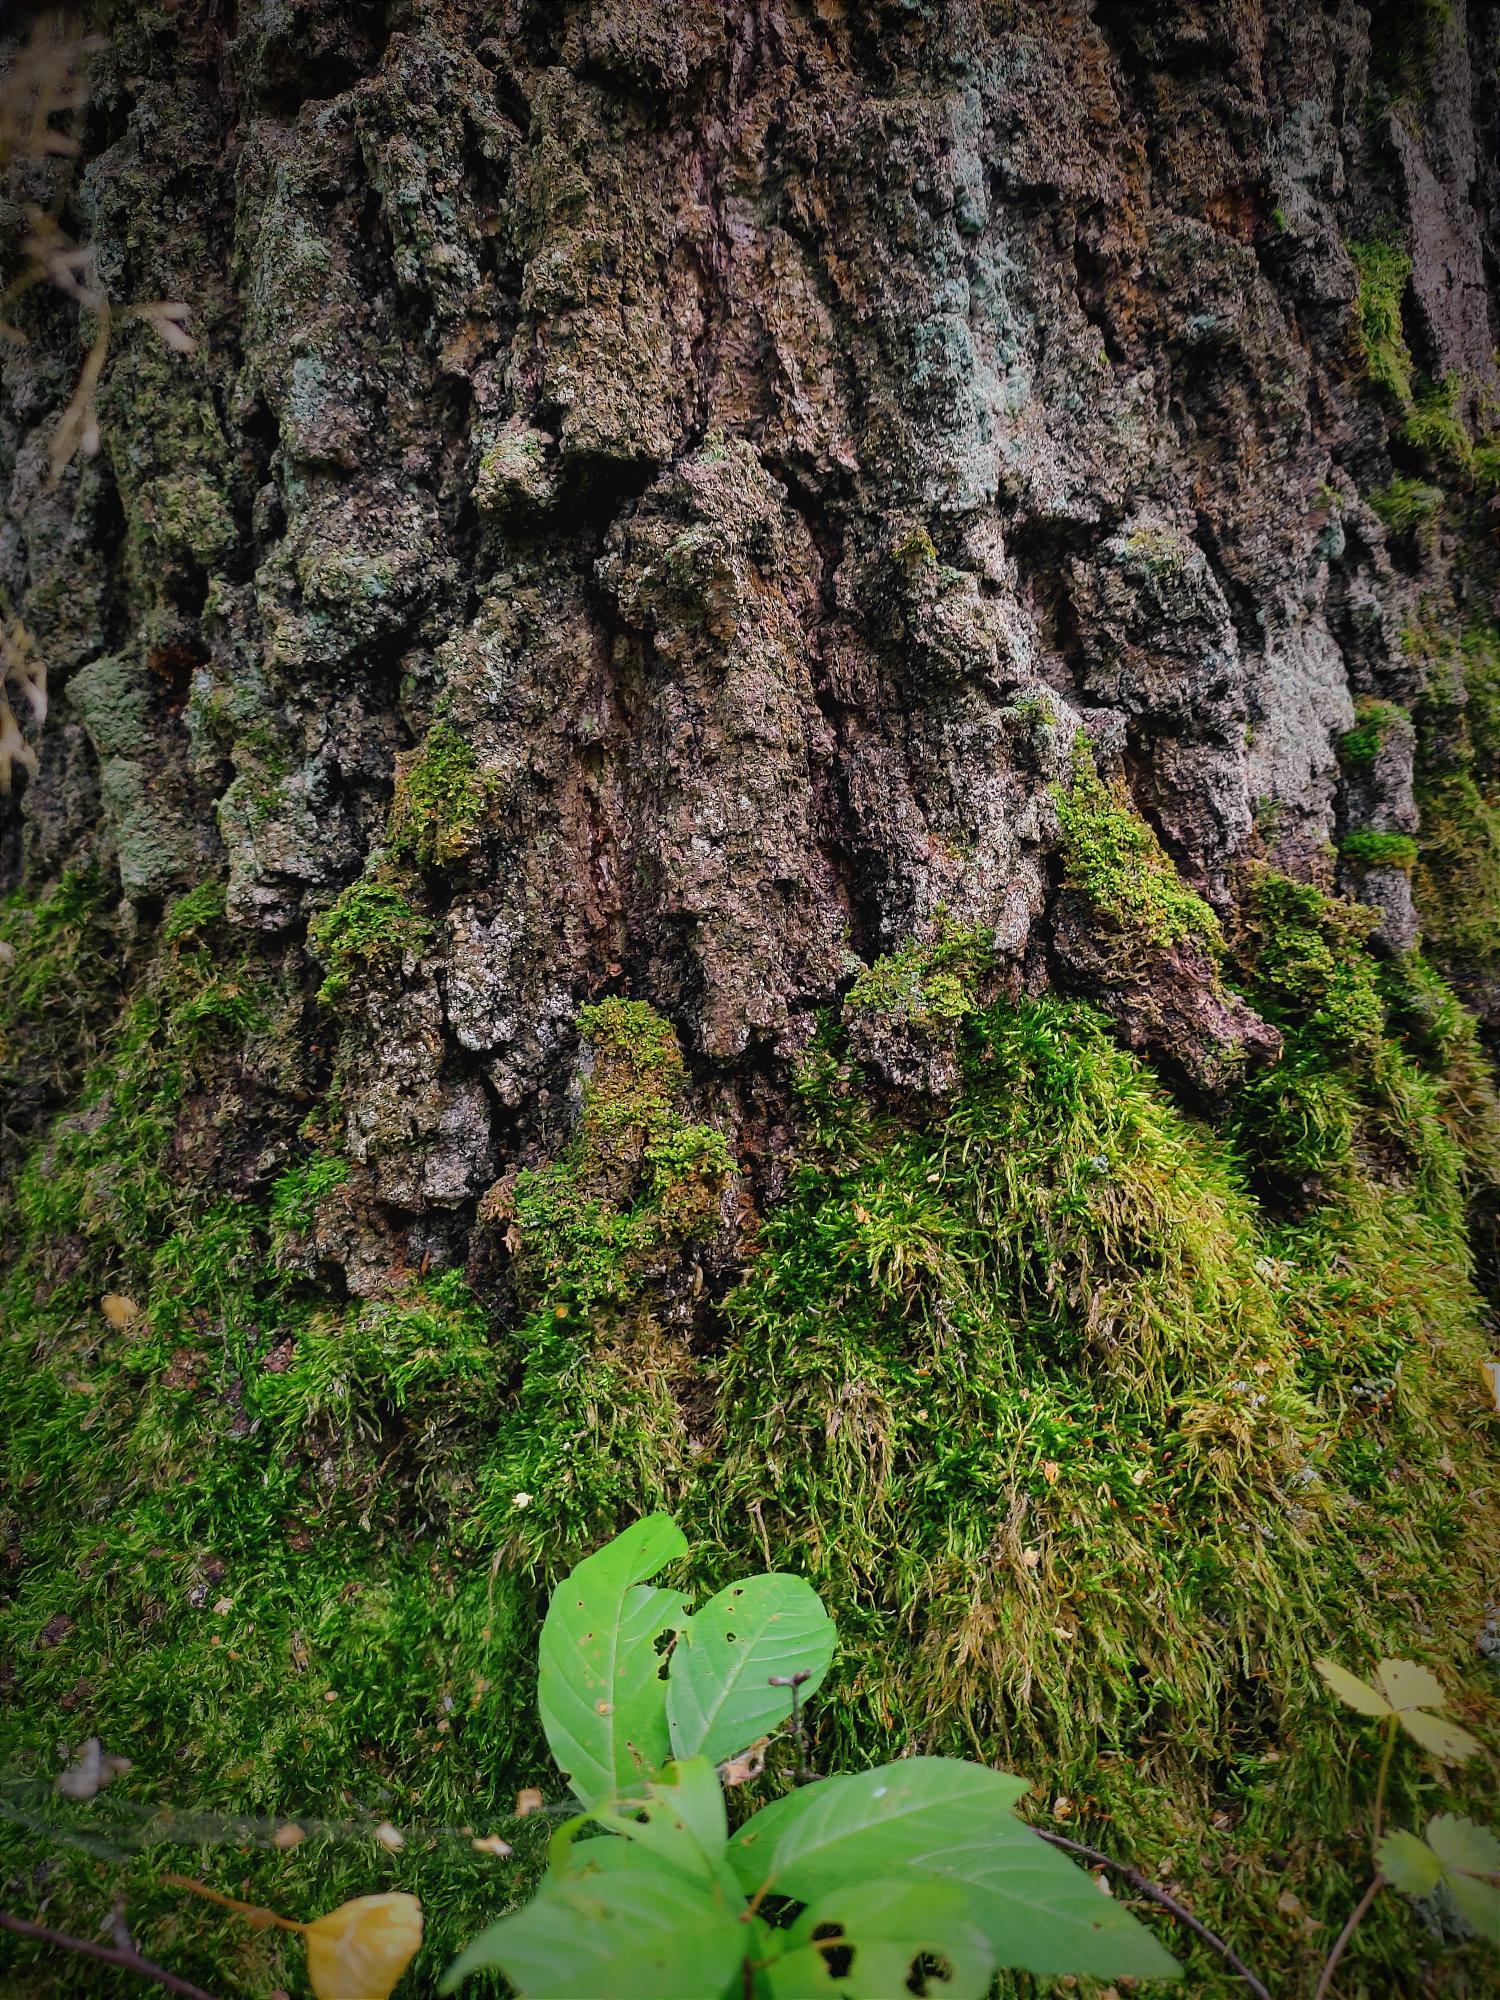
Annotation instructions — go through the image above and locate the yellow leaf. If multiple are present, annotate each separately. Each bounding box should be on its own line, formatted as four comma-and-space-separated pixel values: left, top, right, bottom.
470, 1834, 512, 1857
1373, 1659, 1447, 1713
101, 1293, 140, 1328
272, 1824, 306, 1850
1398, 1709, 1482, 1762
1481, 1358, 1500, 1414
304, 1894, 422, 2000
514, 1787, 543, 1817
372, 1821, 404, 1851
1314, 1658, 1390, 1717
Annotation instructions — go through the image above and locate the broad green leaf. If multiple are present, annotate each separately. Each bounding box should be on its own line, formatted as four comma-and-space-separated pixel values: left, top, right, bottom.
1376, 1830, 1443, 1896
1373, 1660, 1448, 1713
438, 1860, 745, 1998
1447, 1870, 1500, 1949
766, 1877, 992, 1999
1397, 1708, 1482, 1762
728, 1759, 1178, 1980
668, 1573, 836, 1764
1314, 1659, 1390, 1717
537, 1514, 690, 1806
1426, 1814, 1500, 1880
591, 1758, 738, 1899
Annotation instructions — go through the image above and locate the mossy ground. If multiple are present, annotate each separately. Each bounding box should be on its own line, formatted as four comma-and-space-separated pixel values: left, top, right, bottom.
1, 867, 1498, 1998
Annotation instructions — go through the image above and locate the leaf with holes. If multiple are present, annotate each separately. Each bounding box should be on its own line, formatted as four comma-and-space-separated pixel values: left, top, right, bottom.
763, 1877, 993, 1999
668, 1572, 835, 1765
438, 1858, 745, 1998
728, 1759, 1178, 1980
537, 1514, 690, 1808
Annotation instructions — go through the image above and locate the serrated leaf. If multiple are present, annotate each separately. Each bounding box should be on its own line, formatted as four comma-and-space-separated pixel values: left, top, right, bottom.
1372, 1660, 1448, 1713
1446, 1869, 1500, 1949
537, 1514, 690, 1807
1314, 1659, 1391, 1717
765, 1877, 993, 1999
1426, 1814, 1500, 1880
1375, 1830, 1443, 1896
728, 1759, 1178, 1980
668, 1573, 836, 1765
438, 1860, 745, 1997
1396, 1708, 1482, 1762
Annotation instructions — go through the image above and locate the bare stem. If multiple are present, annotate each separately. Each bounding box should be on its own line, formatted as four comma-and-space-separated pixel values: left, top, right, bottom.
1034, 1830, 1271, 2000
1371, 1714, 1398, 1848
1313, 1873, 1383, 2000
768, 1669, 815, 1785
0, 1908, 220, 2000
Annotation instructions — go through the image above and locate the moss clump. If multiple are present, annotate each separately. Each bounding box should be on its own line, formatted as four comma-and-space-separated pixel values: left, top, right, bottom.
1055, 744, 1222, 957
1367, 0, 1453, 113
1340, 829, 1419, 871
1349, 239, 1414, 405
1410, 621, 1500, 985
845, 919, 992, 1029
387, 720, 490, 870
269, 1152, 348, 1245
1404, 373, 1472, 468
159, 880, 228, 944
1369, 474, 1443, 532
308, 874, 429, 1004
0, 869, 120, 1129
1338, 697, 1408, 768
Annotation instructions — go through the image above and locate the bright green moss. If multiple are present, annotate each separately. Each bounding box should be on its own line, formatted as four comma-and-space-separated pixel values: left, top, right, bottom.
387, 719, 490, 869
1054, 743, 1222, 957
269, 1153, 349, 1243
160, 880, 228, 944
307, 874, 429, 1004
1369, 474, 1443, 532
1339, 829, 1419, 870
844, 917, 992, 1026
1412, 620, 1500, 981
1349, 239, 1414, 404
1338, 697, 1408, 768
1403, 373, 1472, 466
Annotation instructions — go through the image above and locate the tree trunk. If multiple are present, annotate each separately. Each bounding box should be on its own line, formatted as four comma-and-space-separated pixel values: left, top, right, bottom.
3, 3, 1498, 1994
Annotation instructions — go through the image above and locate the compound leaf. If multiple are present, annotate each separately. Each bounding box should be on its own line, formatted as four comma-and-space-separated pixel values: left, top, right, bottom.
537, 1514, 690, 1808
1376, 1831, 1443, 1897
1447, 1870, 1500, 1949
1425, 1814, 1500, 1881
668, 1573, 835, 1765
590, 1758, 737, 1899
1372, 1660, 1448, 1713
1314, 1659, 1390, 1718
1397, 1708, 1482, 1762
765, 1877, 992, 1999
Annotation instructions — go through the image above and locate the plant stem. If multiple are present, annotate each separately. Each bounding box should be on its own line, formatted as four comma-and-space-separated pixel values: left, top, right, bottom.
0, 1908, 220, 2000
1371, 1713, 1398, 1847
1034, 1830, 1270, 2000
1313, 1874, 1383, 2000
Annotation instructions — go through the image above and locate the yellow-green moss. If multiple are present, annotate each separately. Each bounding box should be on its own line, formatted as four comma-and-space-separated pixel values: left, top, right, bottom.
387, 720, 490, 870
1340, 829, 1419, 871
1349, 239, 1414, 405
1338, 697, 1408, 769
307, 873, 430, 1004
1054, 744, 1222, 957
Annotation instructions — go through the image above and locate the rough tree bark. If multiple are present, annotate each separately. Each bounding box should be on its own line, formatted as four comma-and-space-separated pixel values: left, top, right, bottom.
2, 2, 1498, 1994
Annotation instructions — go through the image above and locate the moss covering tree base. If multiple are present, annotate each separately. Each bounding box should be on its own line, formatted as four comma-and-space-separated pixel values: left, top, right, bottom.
2, 876, 1498, 1998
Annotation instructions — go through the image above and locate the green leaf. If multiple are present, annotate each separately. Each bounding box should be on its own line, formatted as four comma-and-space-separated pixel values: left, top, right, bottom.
537, 1514, 690, 1807
1376, 1830, 1443, 1896
1314, 1659, 1391, 1717
1396, 1708, 1482, 1762
438, 1859, 746, 1998
1372, 1660, 1448, 1713
765, 1877, 993, 1999
1446, 1870, 1500, 1949
728, 1759, 1178, 1980
1426, 1814, 1500, 1880
668, 1573, 836, 1765
591, 1758, 739, 1899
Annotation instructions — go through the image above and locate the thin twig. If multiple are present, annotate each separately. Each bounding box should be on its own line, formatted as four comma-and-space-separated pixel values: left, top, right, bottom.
768, 1670, 816, 1785
0, 1908, 220, 2000
1034, 1829, 1272, 2000
1313, 1874, 1383, 2000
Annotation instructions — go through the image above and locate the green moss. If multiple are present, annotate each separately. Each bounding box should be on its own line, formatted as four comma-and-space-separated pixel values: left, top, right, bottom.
160, 881, 228, 944
1412, 620, 1500, 982
1338, 698, 1408, 768
1369, 474, 1443, 532
844, 918, 992, 1028
1367, 0, 1453, 112
1349, 239, 1414, 405
1339, 829, 1419, 871
269, 1153, 348, 1245
387, 720, 490, 870
1403, 373, 1472, 467
307, 874, 430, 1004
1054, 743, 1222, 957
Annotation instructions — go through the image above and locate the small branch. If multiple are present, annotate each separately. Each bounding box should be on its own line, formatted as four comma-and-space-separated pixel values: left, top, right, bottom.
768, 1670, 816, 1785
1034, 1830, 1271, 2000
1371, 1714, 1398, 1848
1313, 1874, 1383, 2000
0, 1909, 220, 2000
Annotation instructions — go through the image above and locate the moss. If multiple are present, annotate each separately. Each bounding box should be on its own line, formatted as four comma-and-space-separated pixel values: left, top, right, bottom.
1349, 239, 1414, 405
1403, 373, 1472, 468
307, 874, 430, 1005
1339, 829, 1419, 871
1338, 697, 1408, 769
160, 881, 228, 944
844, 917, 992, 1028
1411, 621, 1500, 983
1367, 0, 1453, 112
1369, 474, 1443, 533
890, 526, 938, 571
1054, 742, 1222, 958
269, 1153, 348, 1245
387, 720, 490, 870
